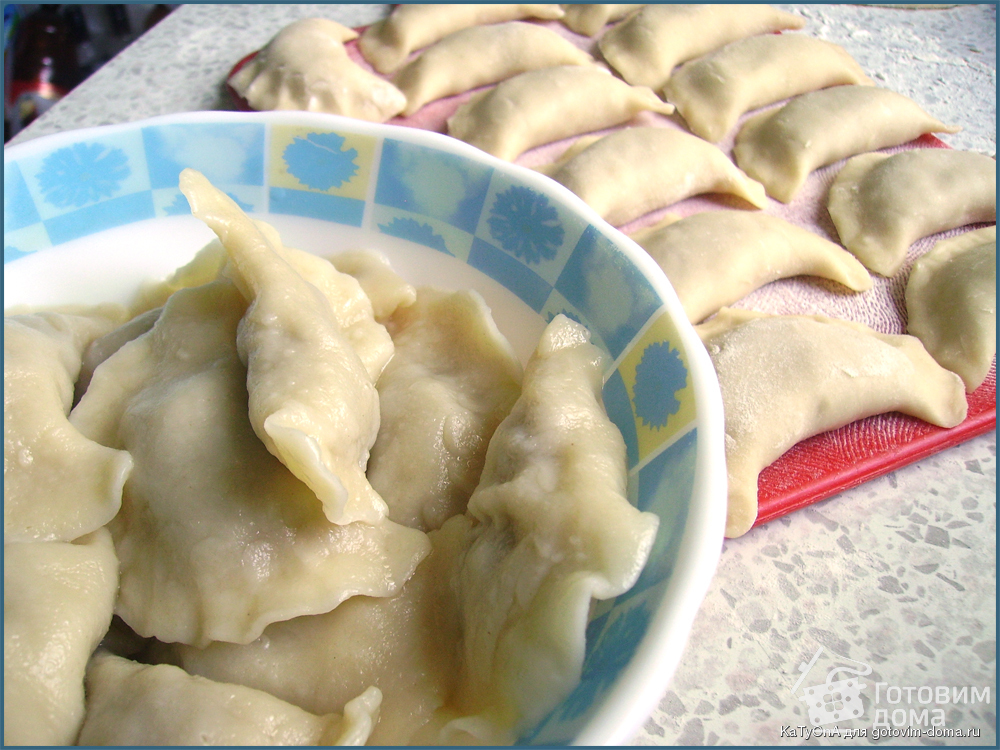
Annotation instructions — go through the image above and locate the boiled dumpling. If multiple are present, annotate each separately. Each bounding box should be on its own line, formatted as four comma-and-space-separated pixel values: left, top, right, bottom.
631, 210, 872, 323
905, 227, 996, 392
228, 18, 406, 122
698, 308, 968, 537
827, 148, 997, 276
330, 250, 418, 323
79, 652, 382, 746
4, 308, 132, 543
560, 3, 645, 36
367, 287, 523, 531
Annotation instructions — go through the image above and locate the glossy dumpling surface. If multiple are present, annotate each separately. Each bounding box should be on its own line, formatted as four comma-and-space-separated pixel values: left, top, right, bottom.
734, 86, 960, 203
632, 210, 872, 323
698, 309, 968, 537
827, 148, 997, 276
447, 65, 674, 162
4, 309, 132, 543
329, 250, 418, 323
906, 226, 997, 392
229, 18, 406, 122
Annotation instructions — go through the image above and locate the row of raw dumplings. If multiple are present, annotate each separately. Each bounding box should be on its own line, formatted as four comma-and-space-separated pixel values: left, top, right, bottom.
3, 170, 659, 745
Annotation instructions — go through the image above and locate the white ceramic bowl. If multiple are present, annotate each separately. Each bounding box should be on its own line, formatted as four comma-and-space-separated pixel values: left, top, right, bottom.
3, 111, 726, 745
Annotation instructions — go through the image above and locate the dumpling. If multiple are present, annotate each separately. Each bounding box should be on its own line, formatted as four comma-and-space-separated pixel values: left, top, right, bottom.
447, 65, 674, 162
131, 238, 227, 315
560, 3, 645, 36
443, 315, 659, 741
663, 33, 872, 143
180, 169, 388, 526
4, 308, 132, 543
733, 86, 960, 203
329, 250, 418, 323
228, 17, 406, 122
698, 308, 968, 537
79, 652, 381, 746
543, 126, 767, 225
4, 529, 118, 745
598, 4, 805, 90
359, 4, 566, 74
367, 287, 523, 531
393, 22, 593, 116
631, 210, 873, 323
827, 149, 997, 276
69, 279, 430, 647
905, 227, 996, 392
76, 307, 162, 400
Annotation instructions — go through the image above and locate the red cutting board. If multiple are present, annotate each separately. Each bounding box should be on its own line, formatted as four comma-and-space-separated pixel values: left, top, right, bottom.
227, 20, 997, 530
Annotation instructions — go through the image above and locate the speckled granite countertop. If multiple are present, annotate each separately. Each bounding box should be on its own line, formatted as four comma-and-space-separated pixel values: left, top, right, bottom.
8, 3, 995, 746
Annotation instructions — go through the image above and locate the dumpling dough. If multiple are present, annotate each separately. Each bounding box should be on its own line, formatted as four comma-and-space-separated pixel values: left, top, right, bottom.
543, 126, 766, 225
393, 22, 594, 116
228, 18, 406, 122
905, 227, 997, 392
359, 4, 566, 74
70, 280, 429, 647
827, 148, 997, 276
4, 529, 118, 746
598, 4, 805, 90
734, 86, 961, 203
698, 308, 969, 537
367, 287, 523, 531
330, 249, 418, 323
79, 652, 381, 746
560, 3, 645, 36
443, 315, 660, 740
631, 210, 872, 323
181, 169, 388, 526
447, 65, 674, 162
664, 33, 872, 143
4, 308, 132, 543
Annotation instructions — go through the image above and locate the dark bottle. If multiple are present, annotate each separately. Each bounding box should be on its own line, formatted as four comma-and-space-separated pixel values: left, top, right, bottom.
7, 5, 79, 136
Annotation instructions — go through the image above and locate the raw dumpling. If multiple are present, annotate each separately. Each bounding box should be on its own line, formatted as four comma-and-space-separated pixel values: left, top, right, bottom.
79, 652, 381, 746
560, 3, 645, 36
330, 250, 418, 323
444, 315, 660, 740
447, 65, 674, 162
827, 149, 997, 276
905, 227, 997, 392
663, 33, 872, 143
734, 86, 960, 203
4, 529, 118, 745
359, 4, 566, 74
367, 287, 523, 531
598, 4, 805, 90
631, 210, 872, 323
228, 18, 406, 122
698, 308, 968, 537
393, 22, 594, 116
543, 126, 767, 225
4, 308, 132, 543
70, 280, 429, 647
181, 169, 388, 526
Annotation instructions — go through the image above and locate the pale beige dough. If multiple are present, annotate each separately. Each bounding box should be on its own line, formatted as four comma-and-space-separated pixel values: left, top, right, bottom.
827, 148, 996, 276
664, 33, 872, 143
734, 86, 960, 203
598, 4, 805, 90
698, 309, 968, 537
631, 210, 872, 323
447, 65, 674, 162
905, 227, 997, 392
330, 249, 418, 323
228, 18, 406, 122
542, 126, 766, 225
359, 4, 566, 74
559, 3, 645, 36
393, 21, 593, 116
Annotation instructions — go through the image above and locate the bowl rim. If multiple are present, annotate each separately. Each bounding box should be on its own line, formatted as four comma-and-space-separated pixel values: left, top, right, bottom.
4, 109, 727, 745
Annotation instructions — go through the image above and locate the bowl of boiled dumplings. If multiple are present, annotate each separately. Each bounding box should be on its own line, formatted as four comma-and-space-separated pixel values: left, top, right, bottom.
3, 111, 726, 746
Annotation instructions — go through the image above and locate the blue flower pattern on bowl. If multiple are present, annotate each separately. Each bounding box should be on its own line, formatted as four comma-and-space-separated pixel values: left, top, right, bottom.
283, 132, 358, 191
37, 142, 129, 208
379, 217, 451, 255
487, 185, 564, 264
634, 341, 687, 430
